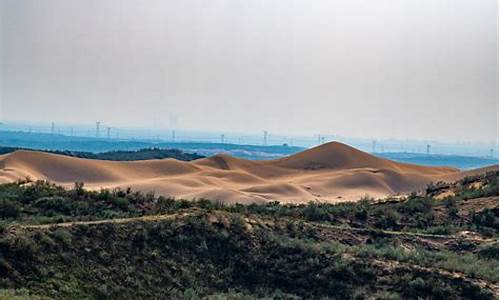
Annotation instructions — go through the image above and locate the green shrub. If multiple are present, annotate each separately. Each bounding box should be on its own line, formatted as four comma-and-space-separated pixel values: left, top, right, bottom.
73, 182, 85, 197
478, 243, 499, 260
111, 197, 129, 211
33, 197, 71, 215
0, 200, 20, 219
7, 235, 38, 258
373, 209, 400, 230
399, 196, 432, 215
51, 228, 72, 245
302, 202, 329, 221
472, 209, 498, 229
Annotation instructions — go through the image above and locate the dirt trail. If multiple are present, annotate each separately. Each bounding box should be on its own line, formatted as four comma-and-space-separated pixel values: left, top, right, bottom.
13, 212, 194, 230
11, 211, 494, 245
307, 222, 497, 243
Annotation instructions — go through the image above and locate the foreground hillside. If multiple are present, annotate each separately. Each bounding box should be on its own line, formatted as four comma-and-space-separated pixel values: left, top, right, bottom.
0, 142, 479, 203
0, 170, 498, 299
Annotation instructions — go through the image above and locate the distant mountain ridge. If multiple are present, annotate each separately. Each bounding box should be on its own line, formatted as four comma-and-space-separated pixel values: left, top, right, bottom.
0, 130, 302, 160
377, 152, 498, 170
0, 146, 204, 161
0, 130, 496, 168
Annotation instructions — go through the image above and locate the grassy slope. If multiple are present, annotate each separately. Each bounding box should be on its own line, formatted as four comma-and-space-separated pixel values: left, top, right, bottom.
0, 171, 498, 299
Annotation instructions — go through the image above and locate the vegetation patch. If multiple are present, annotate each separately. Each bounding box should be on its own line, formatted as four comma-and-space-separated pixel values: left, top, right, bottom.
0, 171, 497, 299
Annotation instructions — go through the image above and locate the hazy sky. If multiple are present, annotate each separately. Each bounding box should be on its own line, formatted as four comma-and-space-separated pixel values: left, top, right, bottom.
0, 0, 498, 141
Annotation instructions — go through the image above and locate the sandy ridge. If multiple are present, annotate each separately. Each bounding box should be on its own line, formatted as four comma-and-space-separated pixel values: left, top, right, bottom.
0, 142, 492, 204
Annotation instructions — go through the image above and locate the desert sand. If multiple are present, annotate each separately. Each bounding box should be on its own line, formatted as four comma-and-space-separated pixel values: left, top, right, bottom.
0, 142, 493, 204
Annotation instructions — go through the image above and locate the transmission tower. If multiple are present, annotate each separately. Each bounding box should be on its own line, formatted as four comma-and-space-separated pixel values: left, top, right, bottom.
95, 121, 101, 138
426, 144, 431, 155
263, 131, 268, 146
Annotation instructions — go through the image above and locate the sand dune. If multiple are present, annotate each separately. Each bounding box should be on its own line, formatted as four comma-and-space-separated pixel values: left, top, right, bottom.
0, 142, 493, 204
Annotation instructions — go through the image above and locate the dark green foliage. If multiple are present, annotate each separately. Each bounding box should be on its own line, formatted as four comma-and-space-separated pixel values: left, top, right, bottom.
400, 196, 432, 214
478, 243, 499, 260
0, 180, 160, 224
472, 209, 498, 228
471, 208, 499, 236
444, 197, 459, 219
0, 199, 20, 219
302, 202, 329, 221
51, 228, 72, 246
373, 208, 400, 230
61, 148, 205, 161
0, 146, 204, 162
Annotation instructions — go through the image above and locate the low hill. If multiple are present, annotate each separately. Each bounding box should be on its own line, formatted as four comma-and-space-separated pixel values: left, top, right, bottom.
0, 142, 492, 203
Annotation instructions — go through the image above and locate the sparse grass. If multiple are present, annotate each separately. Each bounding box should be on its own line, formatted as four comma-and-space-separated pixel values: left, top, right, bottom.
353, 243, 498, 282
0, 289, 52, 300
